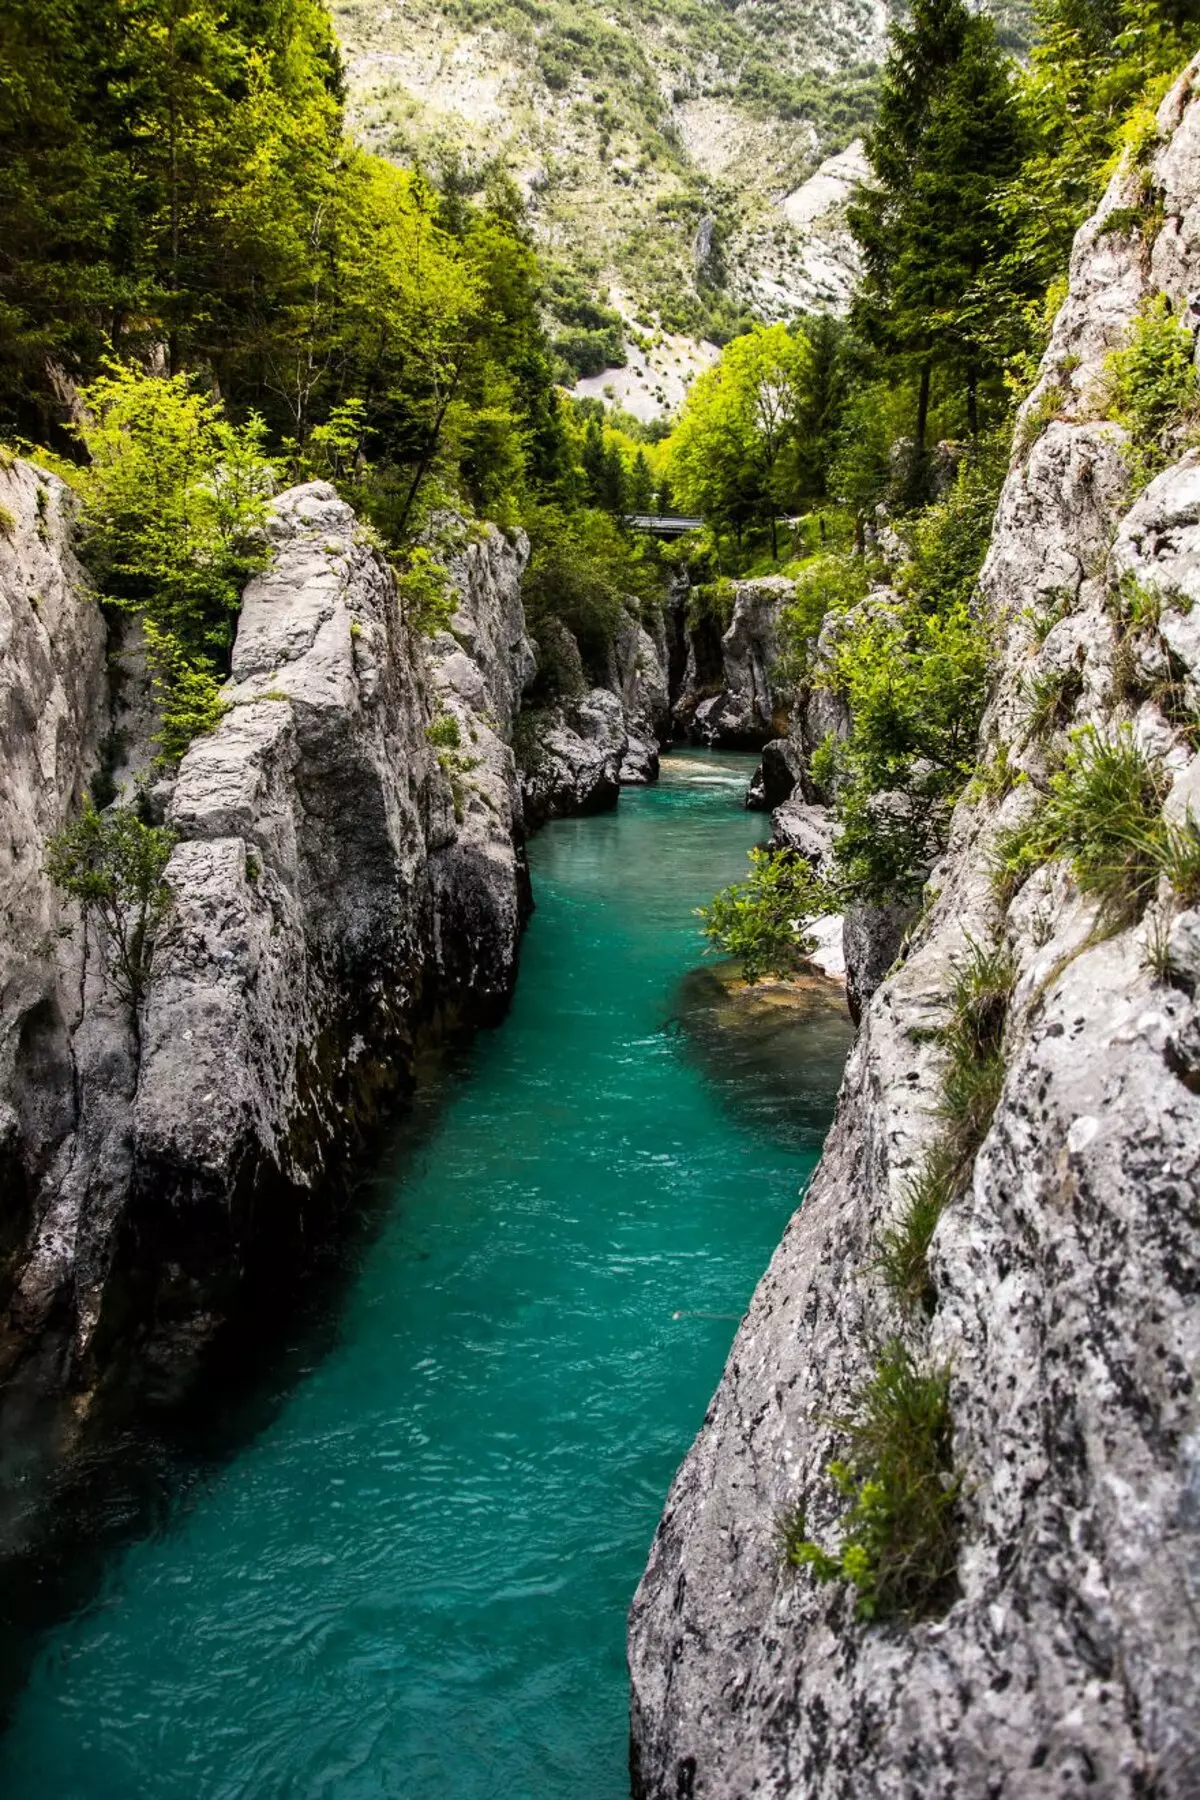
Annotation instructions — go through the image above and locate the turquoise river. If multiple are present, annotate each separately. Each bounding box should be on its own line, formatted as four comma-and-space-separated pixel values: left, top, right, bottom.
0, 750, 852, 1800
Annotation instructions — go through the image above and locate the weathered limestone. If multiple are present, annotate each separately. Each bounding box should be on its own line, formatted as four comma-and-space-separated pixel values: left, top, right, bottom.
629, 60, 1200, 1798
675, 577, 793, 747
518, 600, 673, 824
1, 481, 535, 1380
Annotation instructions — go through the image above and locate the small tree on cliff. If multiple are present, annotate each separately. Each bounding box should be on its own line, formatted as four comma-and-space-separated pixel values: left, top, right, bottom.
849, 0, 1024, 478
47, 801, 177, 1037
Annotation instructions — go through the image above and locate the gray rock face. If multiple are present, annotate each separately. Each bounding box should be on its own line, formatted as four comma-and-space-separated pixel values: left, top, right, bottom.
0, 461, 117, 1364
2, 480, 535, 1377
676, 577, 793, 747
612, 605, 670, 784
748, 737, 806, 812
517, 599, 672, 822
520, 686, 628, 828
629, 61, 1200, 1799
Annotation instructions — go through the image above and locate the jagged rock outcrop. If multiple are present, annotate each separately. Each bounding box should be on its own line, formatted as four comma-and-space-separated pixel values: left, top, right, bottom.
629, 61, 1200, 1799
518, 599, 672, 824
675, 577, 793, 747
519, 686, 628, 828
612, 604, 671, 784
1, 479, 534, 1382
0, 463, 109, 1331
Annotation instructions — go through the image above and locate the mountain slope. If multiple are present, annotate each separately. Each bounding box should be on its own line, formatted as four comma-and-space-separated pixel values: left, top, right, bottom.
335, 0, 1029, 397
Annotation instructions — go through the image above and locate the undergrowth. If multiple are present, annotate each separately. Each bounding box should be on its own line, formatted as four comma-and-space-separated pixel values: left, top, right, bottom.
781, 1339, 960, 1623
990, 725, 1173, 921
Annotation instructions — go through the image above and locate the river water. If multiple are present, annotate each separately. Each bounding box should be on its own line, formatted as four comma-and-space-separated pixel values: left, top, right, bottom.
0, 750, 852, 1800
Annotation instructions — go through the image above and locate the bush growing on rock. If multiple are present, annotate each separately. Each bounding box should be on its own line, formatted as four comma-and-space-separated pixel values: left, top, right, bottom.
46, 801, 176, 1032
781, 1338, 960, 1622
697, 847, 835, 983
1103, 293, 1200, 486
69, 365, 274, 763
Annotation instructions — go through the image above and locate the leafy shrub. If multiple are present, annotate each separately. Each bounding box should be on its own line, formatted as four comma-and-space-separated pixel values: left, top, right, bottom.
697, 847, 835, 982
522, 504, 653, 683
777, 552, 872, 686
809, 730, 850, 803
395, 546, 457, 636
782, 1339, 959, 1622
1104, 294, 1200, 487
46, 801, 176, 1029
425, 709, 462, 749
815, 444, 1002, 904
70, 365, 274, 763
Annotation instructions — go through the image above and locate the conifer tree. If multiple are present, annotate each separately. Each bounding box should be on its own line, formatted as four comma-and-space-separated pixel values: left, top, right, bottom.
849, 0, 1024, 470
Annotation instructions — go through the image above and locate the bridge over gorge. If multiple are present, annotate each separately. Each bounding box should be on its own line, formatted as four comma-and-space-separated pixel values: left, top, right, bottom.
624, 513, 703, 537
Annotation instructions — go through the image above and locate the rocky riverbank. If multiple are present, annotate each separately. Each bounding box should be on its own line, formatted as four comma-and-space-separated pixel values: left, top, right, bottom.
628, 59, 1200, 1799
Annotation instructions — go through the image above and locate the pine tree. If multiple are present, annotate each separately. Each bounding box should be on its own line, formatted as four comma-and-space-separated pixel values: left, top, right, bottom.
849, 0, 1024, 469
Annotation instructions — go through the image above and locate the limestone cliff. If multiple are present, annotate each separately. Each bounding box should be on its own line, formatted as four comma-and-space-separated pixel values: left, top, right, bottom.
629, 62, 1200, 1799
1, 480, 534, 1384
674, 577, 794, 748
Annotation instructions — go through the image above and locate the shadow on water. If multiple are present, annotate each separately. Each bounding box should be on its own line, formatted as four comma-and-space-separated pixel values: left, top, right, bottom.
0, 1036, 477, 1727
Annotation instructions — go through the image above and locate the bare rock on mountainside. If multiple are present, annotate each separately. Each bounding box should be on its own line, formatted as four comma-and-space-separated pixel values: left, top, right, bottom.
629, 58, 1200, 1799
675, 576, 794, 747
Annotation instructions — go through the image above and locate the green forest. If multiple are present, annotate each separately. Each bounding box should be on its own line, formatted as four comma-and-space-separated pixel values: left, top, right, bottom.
1, 0, 1196, 826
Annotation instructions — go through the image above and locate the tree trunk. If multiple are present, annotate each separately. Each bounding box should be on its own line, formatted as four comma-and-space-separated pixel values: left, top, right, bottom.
916, 362, 931, 454
770, 512, 778, 562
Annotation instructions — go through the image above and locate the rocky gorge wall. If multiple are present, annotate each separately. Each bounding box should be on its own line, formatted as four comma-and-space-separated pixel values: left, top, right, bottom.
0, 472, 661, 1401
629, 60, 1200, 1800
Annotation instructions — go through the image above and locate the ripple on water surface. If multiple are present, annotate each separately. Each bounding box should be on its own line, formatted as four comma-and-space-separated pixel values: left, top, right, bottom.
0, 750, 853, 1800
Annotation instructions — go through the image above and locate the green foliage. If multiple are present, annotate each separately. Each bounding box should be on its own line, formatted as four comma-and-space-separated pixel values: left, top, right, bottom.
0, 502, 15, 537
990, 0, 1194, 382
777, 552, 873, 687
697, 847, 835, 983
70, 364, 273, 762
873, 935, 1013, 1312
938, 936, 1014, 1146
1018, 661, 1085, 741
46, 800, 177, 1024
395, 546, 457, 637
873, 1141, 962, 1314
818, 445, 1002, 903
1104, 293, 1200, 487
669, 323, 821, 559
849, 0, 1025, 465
993, 725, 1173, 920
809, 731, 849, 803
782, 1339, 959, 1622
425, 709, 463, 749
522, 504, 656, 684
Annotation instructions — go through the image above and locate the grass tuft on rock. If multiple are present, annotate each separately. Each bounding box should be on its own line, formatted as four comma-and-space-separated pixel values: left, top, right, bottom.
782, 1339, 960, 1623
873, 935, 1013, 1314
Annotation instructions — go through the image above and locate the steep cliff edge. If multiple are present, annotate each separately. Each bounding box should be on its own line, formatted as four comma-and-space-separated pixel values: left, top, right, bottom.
629, 63, 1200, 1800
1, 481, 534, 1384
